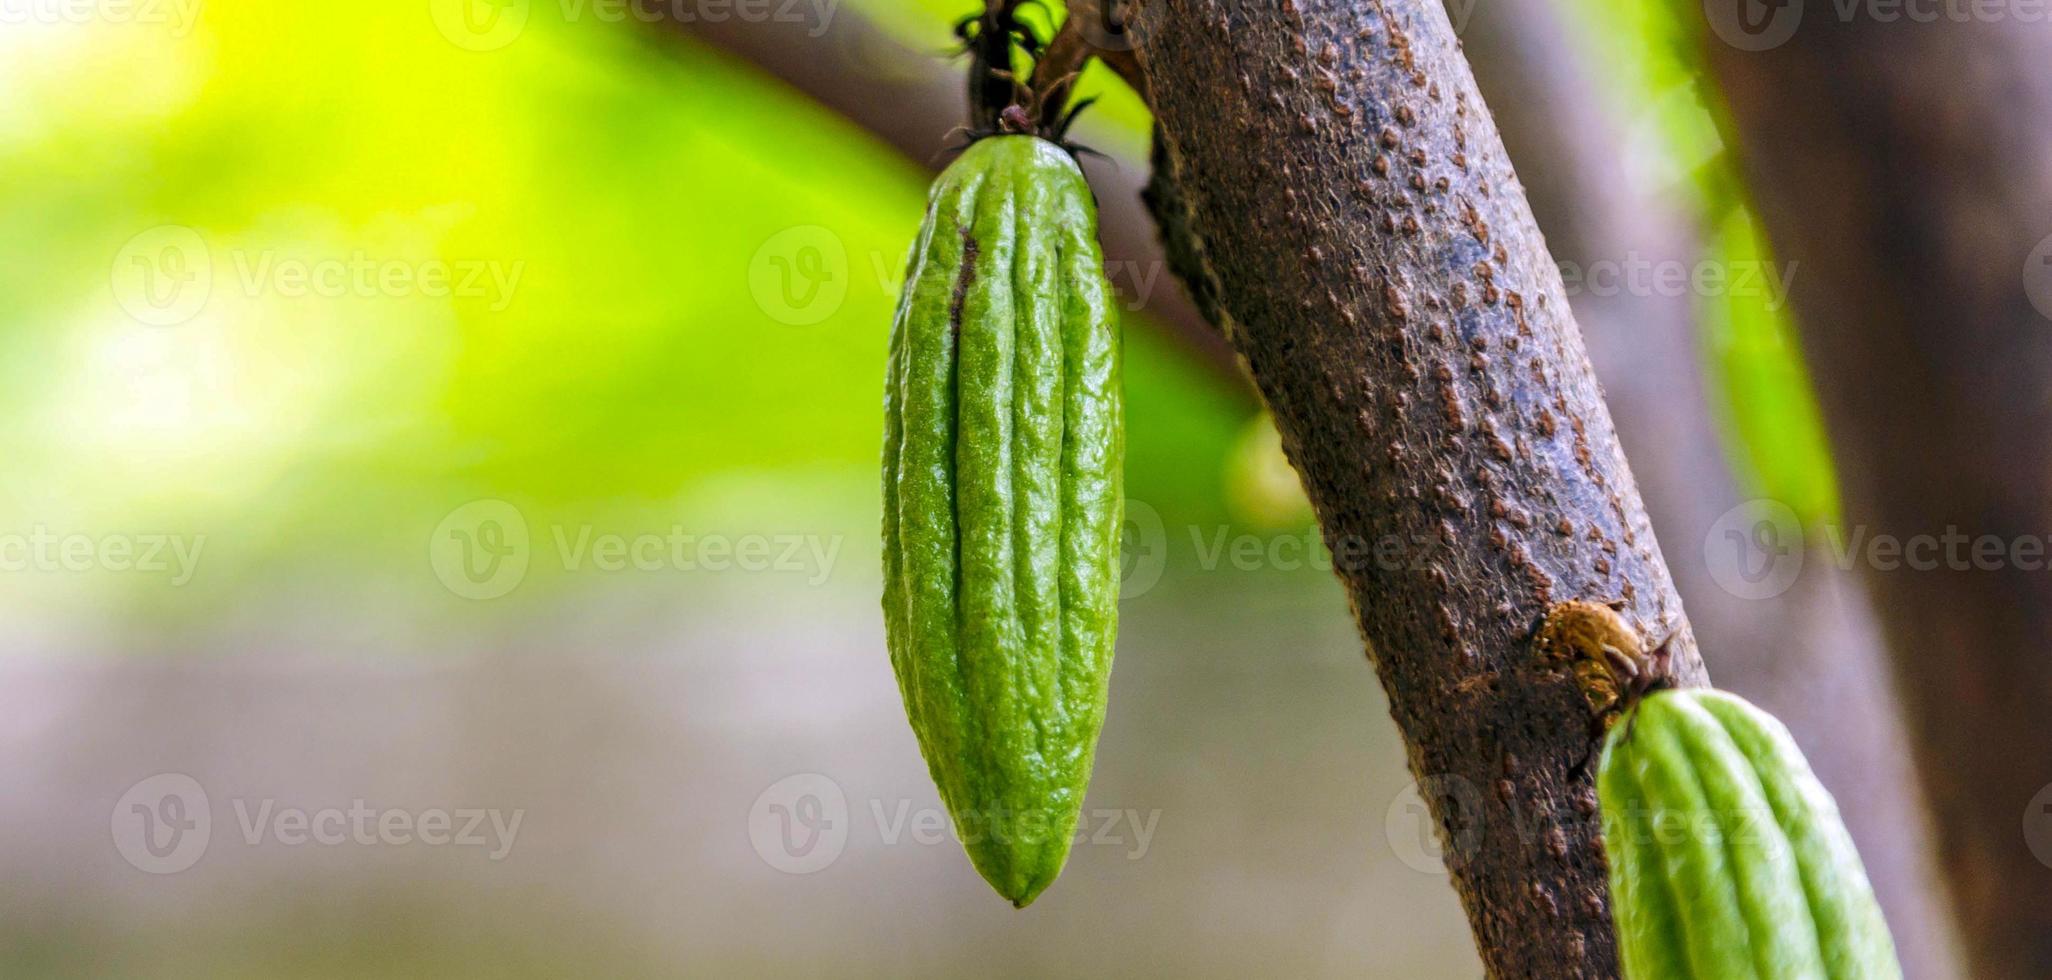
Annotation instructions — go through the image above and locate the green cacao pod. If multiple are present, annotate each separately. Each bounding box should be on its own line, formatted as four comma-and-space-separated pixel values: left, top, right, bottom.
1599, 688, 1902, 979
880, 135, 1123, 907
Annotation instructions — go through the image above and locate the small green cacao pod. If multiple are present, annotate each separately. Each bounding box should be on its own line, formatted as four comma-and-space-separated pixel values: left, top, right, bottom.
880, 135, 1123, 907
1599, 688, 1902, 979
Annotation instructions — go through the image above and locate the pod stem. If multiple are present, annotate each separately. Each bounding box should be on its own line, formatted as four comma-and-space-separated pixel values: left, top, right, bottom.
960, 1, 1121, 145
960, 1, 1030, 135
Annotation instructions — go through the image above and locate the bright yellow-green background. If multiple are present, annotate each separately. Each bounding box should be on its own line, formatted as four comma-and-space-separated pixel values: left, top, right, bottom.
0, 0, 1267, 629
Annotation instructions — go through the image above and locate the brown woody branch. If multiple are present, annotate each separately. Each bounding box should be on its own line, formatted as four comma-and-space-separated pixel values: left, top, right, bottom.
1125, 1, 1707, 974
1452, 0, 1960, 973
1699, 11, 2052, 977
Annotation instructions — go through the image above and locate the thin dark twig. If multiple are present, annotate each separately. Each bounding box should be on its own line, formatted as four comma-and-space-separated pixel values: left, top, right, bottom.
1028, 16, 1093, 130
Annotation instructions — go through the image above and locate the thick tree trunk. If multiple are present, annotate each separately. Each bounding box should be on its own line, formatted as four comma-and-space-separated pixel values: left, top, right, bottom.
1454, 1, 1962, 974
1127, 2, 1706, 973
1698, 14, 2052, 978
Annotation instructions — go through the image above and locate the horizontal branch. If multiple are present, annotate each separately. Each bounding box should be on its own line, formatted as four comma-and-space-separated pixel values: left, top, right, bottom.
639, 0, 1246, 392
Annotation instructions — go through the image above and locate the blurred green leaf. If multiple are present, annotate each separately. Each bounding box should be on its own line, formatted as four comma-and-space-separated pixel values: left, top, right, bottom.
1558, 0, 1840, 527
0, 1, 1246, 629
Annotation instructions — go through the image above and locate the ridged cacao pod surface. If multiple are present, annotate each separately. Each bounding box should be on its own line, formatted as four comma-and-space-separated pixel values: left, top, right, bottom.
1600, 688, 1902, 979
881, 135, 1122, 907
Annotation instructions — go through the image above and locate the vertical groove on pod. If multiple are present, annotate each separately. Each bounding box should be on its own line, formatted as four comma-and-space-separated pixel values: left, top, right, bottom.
1628, 702, 1760, 978
1711, 697, 1846, 977
890, 163, 985, 822
1695, 692, 1901, 980
957, 157, 1026, 885
1668, 696, 1824, 978
1046, 206, 1071, 737
1602, 691, 1903, 979
947, 223, 978, 789
934, 181, 980, 811
1601, 724, 1694, 980
1011, 169, 1065, 765
881, 136, 1124, 907
1055, 231, 1082, 758
994, 176, 1039, 771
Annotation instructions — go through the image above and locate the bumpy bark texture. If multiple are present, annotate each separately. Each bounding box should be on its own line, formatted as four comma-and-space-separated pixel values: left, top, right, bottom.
1128, 1, 1705, 974
1699, 16, 2052, 979
1454, 0, 1961, 974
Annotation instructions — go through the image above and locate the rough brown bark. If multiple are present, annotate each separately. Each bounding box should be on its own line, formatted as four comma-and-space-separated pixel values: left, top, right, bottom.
1127, 2, 1706, 974
1698, 14, 2052, 978
1453, 2, 1963, 975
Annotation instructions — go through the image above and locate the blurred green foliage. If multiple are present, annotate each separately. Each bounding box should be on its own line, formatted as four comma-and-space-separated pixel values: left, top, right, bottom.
0, 0, 1844, 634
1559, 0, 1842, 526
1702, 203, 1841, 526
0, 1, 1253, 630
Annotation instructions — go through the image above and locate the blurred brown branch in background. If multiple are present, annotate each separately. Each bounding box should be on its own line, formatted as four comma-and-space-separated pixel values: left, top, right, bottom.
1453, 0, 1962, 974
1701, 12, 2052, 977
635, 0, 1247, 394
